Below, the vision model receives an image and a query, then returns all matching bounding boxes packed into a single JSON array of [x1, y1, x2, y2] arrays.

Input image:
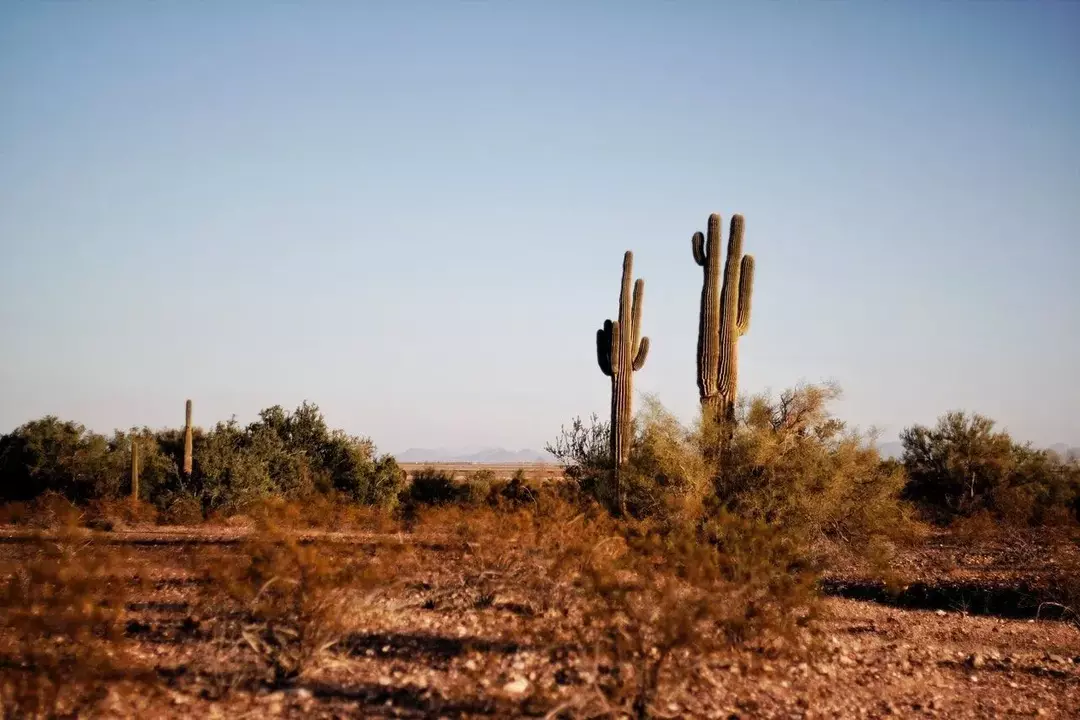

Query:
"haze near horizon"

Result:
[[1, 2, 1078, 454]]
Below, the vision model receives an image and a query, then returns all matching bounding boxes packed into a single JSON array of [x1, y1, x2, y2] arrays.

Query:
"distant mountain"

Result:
[[395, 447, 556, 464]]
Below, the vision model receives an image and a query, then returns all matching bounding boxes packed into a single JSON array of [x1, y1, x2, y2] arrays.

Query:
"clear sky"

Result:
[[1, 1, 1078, 454]]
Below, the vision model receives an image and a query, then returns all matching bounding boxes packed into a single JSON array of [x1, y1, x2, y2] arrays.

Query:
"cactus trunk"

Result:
[[692, 213, 754, 425], [597, 251, 650, 515], [130, 439, 140, 502], [183, 399, 193, 477]]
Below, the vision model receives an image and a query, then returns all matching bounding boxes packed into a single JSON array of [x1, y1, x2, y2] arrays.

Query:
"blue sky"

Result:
[[1, 2, 1077, 453]]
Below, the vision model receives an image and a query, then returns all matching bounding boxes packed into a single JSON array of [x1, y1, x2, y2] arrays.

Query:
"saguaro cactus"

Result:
[[692, 213, 754, 423], [596, 251, 650, 514], [130, 439, 140, 502], [183, 399, 193, 477]]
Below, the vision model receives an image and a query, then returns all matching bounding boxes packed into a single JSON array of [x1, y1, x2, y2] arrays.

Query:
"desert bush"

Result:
[[718, 383, 917, 544], [620, 395, 713, 526], [158, 491, 205, 525], [552, 384, 914, 547], [0, 538, 148, 717], [546, 507, 818, 718], [84, 497, 159, 530], [211, 519, 392, 685], [405, 466, 464, 506], [546, 413, 612, 491], [0, 402, 404, 521], [901, 411, 1080, 526], [0, 418, 122, 504]]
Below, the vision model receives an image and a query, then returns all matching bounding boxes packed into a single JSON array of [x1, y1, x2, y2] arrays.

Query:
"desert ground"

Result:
[[1, 506, 1077, 720]]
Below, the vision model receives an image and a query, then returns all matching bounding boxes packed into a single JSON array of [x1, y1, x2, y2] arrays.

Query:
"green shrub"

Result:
[[405, 466, 463, 506], [0, 402, 404, 515], [901, 411, 1080, 526], [717, 383, 916, 544]]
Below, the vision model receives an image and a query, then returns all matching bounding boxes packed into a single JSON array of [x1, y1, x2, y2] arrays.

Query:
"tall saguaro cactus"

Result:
[[596, 251, 650, 514], [692, 213, 754, 423], [130, 439, 140, 502], [183, 399, 193, 477]]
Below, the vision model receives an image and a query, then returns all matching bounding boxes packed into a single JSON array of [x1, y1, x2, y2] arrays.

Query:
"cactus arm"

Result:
[[691, 231, 706, 267], [609, 320, 621, 375], [632, 336, 650, 371], [618, 252, 633, 345], [631, 278, 644, 352], [737, 254, 755, 335], [696, 214, 723, 407], [597, 320, 614, 376]]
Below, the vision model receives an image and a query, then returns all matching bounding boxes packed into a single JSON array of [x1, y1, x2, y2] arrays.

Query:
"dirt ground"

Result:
[[1, 523, 1077, 719]]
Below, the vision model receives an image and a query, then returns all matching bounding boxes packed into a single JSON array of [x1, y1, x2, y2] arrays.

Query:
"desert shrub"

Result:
[[211, 519, 394, 685], [547, 508, 818, 718], [718, 383, 916, 544], [495, 468, 541, 507], [619, 396, 713, 526], [0, 402, 404, 517], [0, 538, 149, 716], [545, 413, 612, 493], [0, 418, 122, 504], [158, 492, 205, 525], [84, 498, 159, 529], [22, 491, 85, 530], [553, 385, 913, 547], [460, 468, 498, 506], [902, 411, 1080, 526], [405, 466, 464, 507]]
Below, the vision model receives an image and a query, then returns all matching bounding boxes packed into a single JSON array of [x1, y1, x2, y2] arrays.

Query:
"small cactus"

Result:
[[130, 438, 140, 502], [183, 399, 193, 477], [692, 213, 754, 423], [597, 251, 649, 514]]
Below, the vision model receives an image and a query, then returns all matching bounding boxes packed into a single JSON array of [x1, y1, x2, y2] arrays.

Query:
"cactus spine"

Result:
[[692, 213, 754, 423], [130, 439, 140, 502], [183, 399, 193, 477], [596, 251, 650, 514]]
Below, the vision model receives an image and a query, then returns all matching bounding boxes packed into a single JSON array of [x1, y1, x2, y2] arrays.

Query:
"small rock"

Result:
[[294, 688, 313, 700], [966, 653, 984, 669], [503, 677, 530, 696], [464, 659, 478, 671], [839, 655, 856, 667], [935, 610, 947, 616], [378, 676, 392, 687], [968, 674, 979, 683]]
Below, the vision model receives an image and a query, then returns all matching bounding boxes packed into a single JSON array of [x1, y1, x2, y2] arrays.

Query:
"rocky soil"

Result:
[[1, 525, 1077, 719]]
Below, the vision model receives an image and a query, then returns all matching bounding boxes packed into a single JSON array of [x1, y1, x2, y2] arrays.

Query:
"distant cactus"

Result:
[[597, 251, 650, 514], [183, 399, 193, 477], [130, 439, 140, 501], [692, 213, 754, 423]]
